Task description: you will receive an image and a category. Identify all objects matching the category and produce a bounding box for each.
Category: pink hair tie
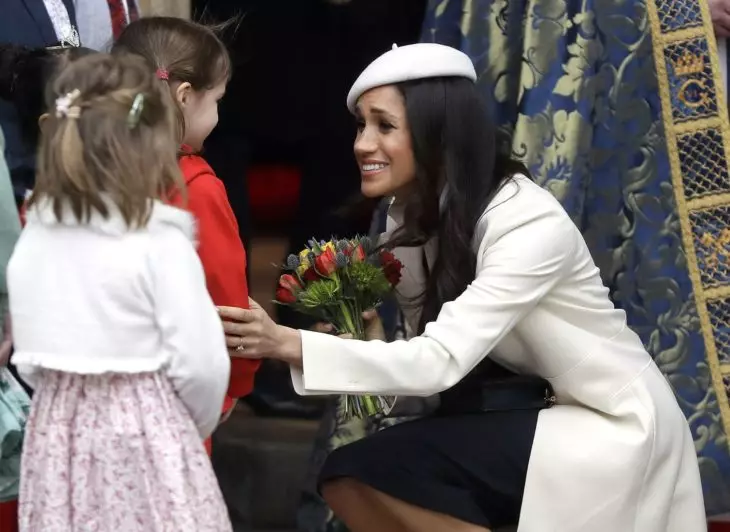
[156,68,169,80]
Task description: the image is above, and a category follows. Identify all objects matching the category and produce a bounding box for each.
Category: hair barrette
[127,93,145,129]
[55,89,82,119]
[156,68,169,81]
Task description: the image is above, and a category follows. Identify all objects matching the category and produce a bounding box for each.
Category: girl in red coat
[113,17,259,452]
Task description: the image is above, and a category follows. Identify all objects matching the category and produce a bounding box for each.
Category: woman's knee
[321,477,364,509]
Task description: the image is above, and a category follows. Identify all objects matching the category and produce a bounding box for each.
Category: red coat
[0,500,18,532]
[172,151,260,413]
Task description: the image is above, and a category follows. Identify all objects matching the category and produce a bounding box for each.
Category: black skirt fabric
[318,409,539,529]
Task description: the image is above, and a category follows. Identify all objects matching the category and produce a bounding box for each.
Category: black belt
[437,375,555,416]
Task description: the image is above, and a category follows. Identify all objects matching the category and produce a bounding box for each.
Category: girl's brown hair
[111,17,232,141]
[29,53,184,229]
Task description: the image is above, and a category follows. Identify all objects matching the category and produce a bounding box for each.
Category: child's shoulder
[178,149,217,184]
[25,197,194,240]
[148,202,196,243]
[178,160,227,204]
[178,153,229,198]
[179,151,211,175]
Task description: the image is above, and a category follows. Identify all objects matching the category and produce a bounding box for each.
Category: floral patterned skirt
[19,370,232,532]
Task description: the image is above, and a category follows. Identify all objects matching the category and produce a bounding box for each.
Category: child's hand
[0,315,12,367]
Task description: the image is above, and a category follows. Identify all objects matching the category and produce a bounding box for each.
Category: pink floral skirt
[19,370,232,532]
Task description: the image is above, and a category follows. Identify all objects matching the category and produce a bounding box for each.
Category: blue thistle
[360,236,373,253]
[286,254,300,270]
[335,252,349,268]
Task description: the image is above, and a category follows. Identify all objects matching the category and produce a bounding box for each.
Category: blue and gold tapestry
[421,0,730,514]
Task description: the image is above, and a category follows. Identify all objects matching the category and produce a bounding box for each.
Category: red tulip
[302,267,318,282]
[276,274,301,303]
[351,244,366,263]
[275,287,296,304]
[279,274,302,291]
[314,248,338,276]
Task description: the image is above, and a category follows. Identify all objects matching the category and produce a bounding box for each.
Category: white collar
[386,184,449,227]
[26,196,195,241]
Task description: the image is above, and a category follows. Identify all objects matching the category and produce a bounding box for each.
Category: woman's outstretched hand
[217,299,303,367]
[217,301,386,367]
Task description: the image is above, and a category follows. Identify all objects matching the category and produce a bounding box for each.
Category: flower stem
[338,301,359,338]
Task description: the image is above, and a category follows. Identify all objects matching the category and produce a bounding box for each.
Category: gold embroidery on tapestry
[645,0,730,444]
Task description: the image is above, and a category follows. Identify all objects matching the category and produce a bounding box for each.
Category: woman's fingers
[220,312,268,337]
[225,330,263,350]
[221,319,245,336]
[219,301,286,360]
[312,322,334,333]
[225,333,243,349]
[362,309,378,321]
[223,319,269,339]
[228,347,260,359]
[225,334,263,358]
[248,297,265,311]
[217,305,257,323]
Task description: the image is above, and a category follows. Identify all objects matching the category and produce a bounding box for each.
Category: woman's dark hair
[0,44,95,147]
[385,77,528,333]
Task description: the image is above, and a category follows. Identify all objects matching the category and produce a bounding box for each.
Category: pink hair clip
[156,68,169,81]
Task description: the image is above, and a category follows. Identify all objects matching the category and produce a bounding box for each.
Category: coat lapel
[20,0,58,44]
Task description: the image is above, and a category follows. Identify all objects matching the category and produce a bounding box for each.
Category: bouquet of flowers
[275,236,403,419]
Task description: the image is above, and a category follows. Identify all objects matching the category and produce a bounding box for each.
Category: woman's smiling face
[353,85,416,199]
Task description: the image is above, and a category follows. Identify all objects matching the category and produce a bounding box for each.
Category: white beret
[346,43,477,113]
